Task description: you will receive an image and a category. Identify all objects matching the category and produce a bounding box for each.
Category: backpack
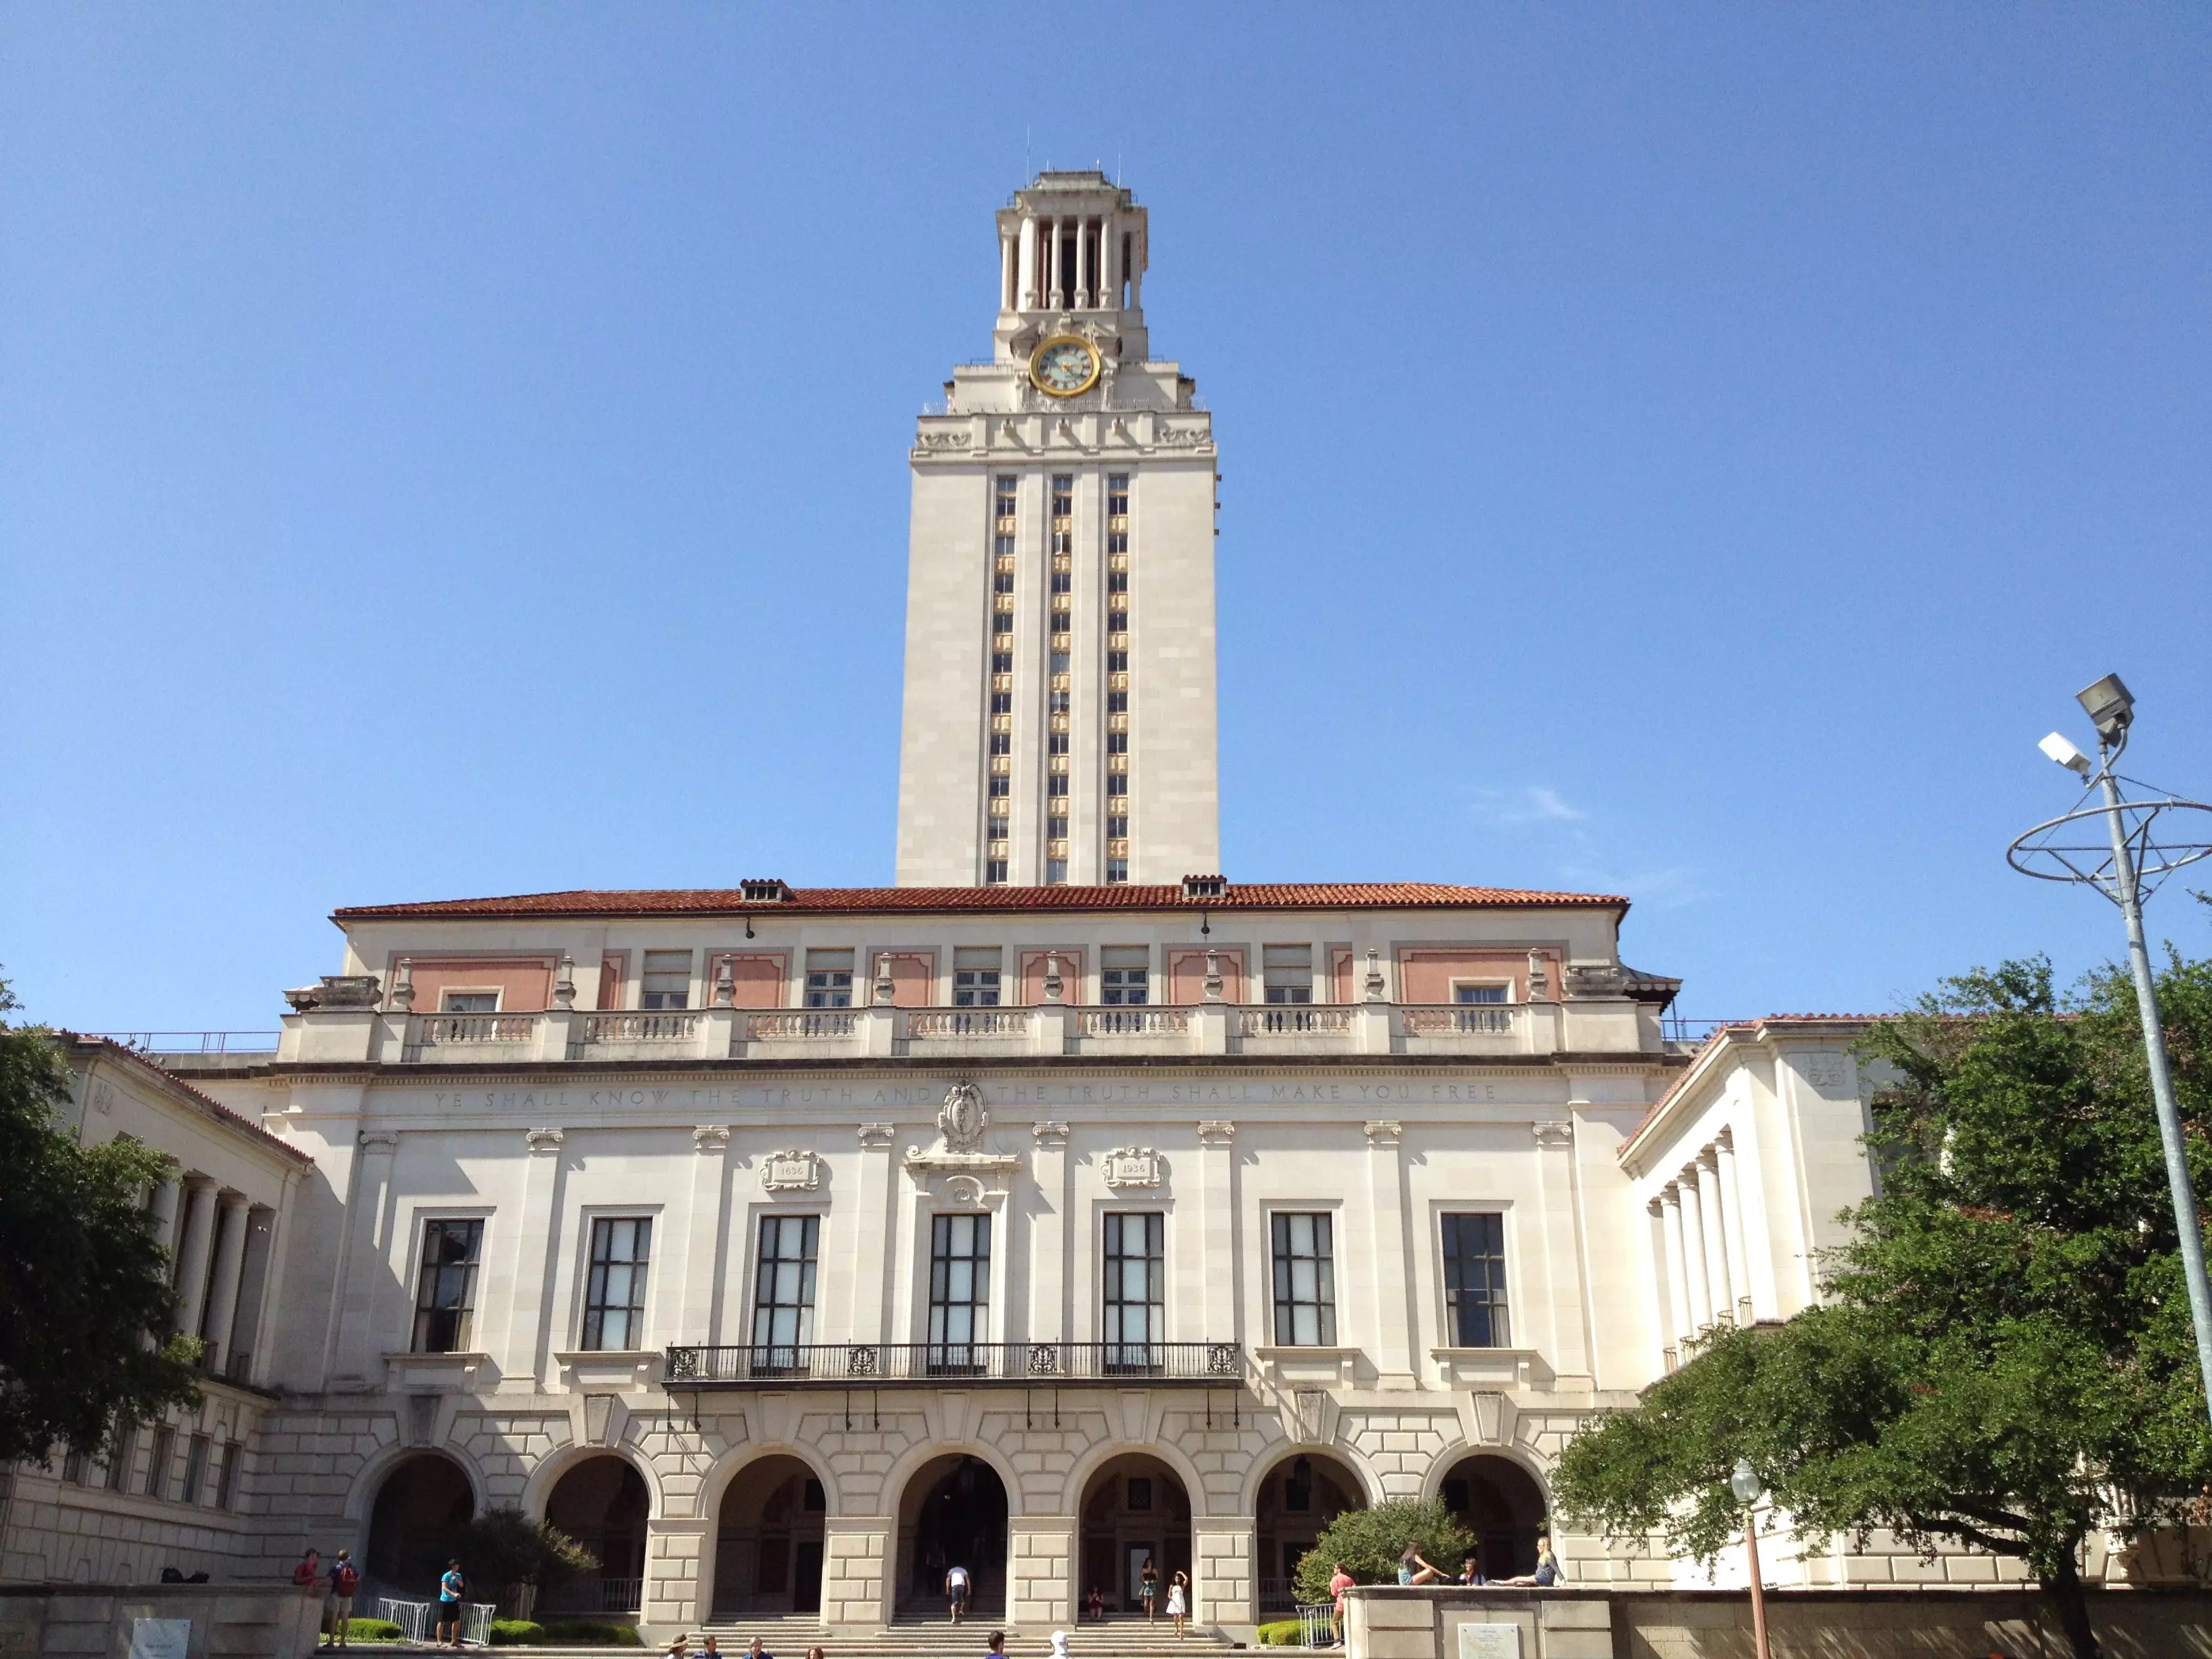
[334,1564,359,1595]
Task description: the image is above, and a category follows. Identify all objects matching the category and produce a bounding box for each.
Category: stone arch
[1059,1437,1212,1521]
[539,1454,654,1617]
[521,1442,663,1523]
[344,1439,489,1526]
[1235,1440,1382,1516]
[1074,1450,1194,1617]
[698,1441,841,1523]
[893,1450,1014,1618]
[1248,1448,1370,1614]
[363,1450,479,1595]
[708,1450,832,1621]
[878,1436,1025,1520]
[1426,1448,1551,1580]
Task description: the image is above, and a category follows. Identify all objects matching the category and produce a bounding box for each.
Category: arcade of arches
[1439,1454,1548,1580]
[1254,1452,1363,1612]
[545,1457,651,1610]
[1078,1454,1191,1615]
[365,1454,474,1594]
[714,1456,829,1618]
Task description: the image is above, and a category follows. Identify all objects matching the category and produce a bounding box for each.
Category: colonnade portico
[149,1169,278,1380]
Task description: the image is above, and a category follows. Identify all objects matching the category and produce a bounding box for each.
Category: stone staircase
[682,1611,1246,1656]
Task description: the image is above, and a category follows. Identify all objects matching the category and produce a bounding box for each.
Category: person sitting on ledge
[1396,1544,1441,1585]
[1502,1537,1560,1587]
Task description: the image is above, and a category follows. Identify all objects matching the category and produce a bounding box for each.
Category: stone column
[1363,1122,1416,1387]
[1695,1154,1734,1324]
[1193,1516,1255,1630]
[1008,1515,1077,1627]
[496,1127,567,1384]
[173,1179,219,1341]
[200,1191,253,1375]
[1028,1122,1069,1345]
[1532,1120,1591,1378]
[1654,1195,1689,1362]
[1019,218,1038,308]
[1715,1133,1756,1326]
[1197,1122,1237,1343]
[853,1124,897,1345]
[148,1174,182,1278]
[1673,1173,1712,1332]
[1103,214,1120,310]
[1000,232,1016,311]
[333,1132,399,1385]
[680,1127,731,1348]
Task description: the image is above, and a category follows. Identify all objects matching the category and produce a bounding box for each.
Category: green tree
[450,1507,598,1603]
[1292,1499,1473,1602]
[0,980,202,1466]
[1552,954,2212,1659]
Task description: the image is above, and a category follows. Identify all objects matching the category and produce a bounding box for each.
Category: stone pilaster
[1193,1515,1254,1630]
[643,1515,710,1633]
[820,1516,891,1631]
[1008,1514,1076,1627]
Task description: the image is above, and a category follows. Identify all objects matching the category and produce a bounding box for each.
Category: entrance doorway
[711,1455,827,1619]
[1078,1454,1191,1620]
[1437,1454,1547,1581]
[1254,1452,1364,1612]
[365,1454,474,1596]
[897,1454,1008,1617]
[542,1456,650,1615]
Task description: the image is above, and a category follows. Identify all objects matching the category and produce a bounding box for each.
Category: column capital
[1197,1120,1236,1145]
[1362,1120,1402,1146]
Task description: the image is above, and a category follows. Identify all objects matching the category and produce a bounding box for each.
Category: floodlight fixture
[2076,672,2134,742]
[2039,732,2093,780]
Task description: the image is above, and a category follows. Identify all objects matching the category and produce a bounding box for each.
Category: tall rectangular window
[1441,1213,1510,1347]
[994,475,1017,520]
[804,948,854,1008]
[1102,1212,1164,1368]
[182,1433,211,1506]
[1271,1212,1337,1346]
[640,950,692,1010]
[928,1213,992,1371]
[1107,474,1128,517]
[751,1214,819,1370]
[216,1441,242,1510]
[104,1425,134,1492]
[1263,944,1314,1004]
[582,1216,653,1351]
[413,1218,485,1353]
[1051,474,1073,516]
[143,1425,175,1500]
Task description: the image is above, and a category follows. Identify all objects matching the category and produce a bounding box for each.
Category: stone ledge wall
[1345,1584,2212,1659]
[0,1582,321,1659]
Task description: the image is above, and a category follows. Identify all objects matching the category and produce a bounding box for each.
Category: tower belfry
[895,173,1221,888]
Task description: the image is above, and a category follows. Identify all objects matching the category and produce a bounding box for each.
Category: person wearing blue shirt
[436,1561,466,1647]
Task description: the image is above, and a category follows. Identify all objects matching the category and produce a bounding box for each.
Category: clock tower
[894,171,1221,888]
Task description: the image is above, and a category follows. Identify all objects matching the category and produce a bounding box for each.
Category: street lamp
[2009,674,2212,1425]
[1729,1459,1771,1659]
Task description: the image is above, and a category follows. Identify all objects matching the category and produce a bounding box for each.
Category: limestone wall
[0,1582,321,1659]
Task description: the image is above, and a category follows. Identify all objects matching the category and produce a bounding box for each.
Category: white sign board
[129,1618,192,1659]
[1456,1624,1521,1659]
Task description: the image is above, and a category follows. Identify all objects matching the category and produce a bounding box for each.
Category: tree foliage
[451,1507,598,1595]
[1552,951,2212,1659]
[1292,1499,1473,1601]
[0,979,203,1466]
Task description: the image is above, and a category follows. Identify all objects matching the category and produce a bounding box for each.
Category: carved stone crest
[1799,1052,1849,1092]
[1101,1147,1164,1189]
[760,1149,822,1192]
[939,1081,988,1152]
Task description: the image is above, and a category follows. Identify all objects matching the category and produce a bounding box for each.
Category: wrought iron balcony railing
[663,1339,1243,1388]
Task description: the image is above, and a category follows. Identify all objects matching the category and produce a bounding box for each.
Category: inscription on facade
[760,1149,822,1192]
[1100,1146,1164,1189]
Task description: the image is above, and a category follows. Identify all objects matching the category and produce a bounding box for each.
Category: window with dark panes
[1103,1212,1164,1367]
[928,1213,991,1370]
[1271,1212,1336,1346]
[1440,1212,1510,1347]
[582,1216,653,1350]
[412,1218,485,1353]
[751,1214,819,1370]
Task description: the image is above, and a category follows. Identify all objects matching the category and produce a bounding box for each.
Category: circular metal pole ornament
[2009,701,2212,1428]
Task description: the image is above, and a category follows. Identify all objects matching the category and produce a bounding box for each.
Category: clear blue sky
[5,5,2209,1033]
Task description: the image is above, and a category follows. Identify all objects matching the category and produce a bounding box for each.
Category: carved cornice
[1363,1121,1403,1147]
[1032,1120,1070,1145]
[1197,1120,1236,1146]
[857,1122,896,1148]
[1531,1121,1574,1148]
[693,1124,731,1155]
[526,1127,565,1155]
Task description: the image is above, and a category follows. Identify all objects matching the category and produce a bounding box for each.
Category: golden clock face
[1030,335,1101,397]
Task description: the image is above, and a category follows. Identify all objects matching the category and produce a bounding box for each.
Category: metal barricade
[1296,1602,1336,1646]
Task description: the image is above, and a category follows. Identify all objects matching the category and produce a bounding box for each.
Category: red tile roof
[64,1036,313,1164]
[334,881,1631,922]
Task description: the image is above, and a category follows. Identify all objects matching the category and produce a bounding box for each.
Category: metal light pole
[2009,674,2212,1425]
[1729,1459,1772,1659]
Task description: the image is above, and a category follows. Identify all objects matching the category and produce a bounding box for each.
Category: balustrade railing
[1077,1006,1191,1038]
[1400,1004,1519,1036]
[539,1577,644,1615]
[906,1009,1029,1040]
[413,1013,539,1047]
[580,1011,697,1044]
[746,1011,857,1040]
[1241,1006,1353,1037]
[665,1339,1242,1387]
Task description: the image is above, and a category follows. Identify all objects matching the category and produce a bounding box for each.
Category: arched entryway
[711,1456,827,1618]
[1438,1454,1547,1580]
[897,1454,1008,1617]
[541,1456,651,1617]
[366,1454,474,1595]
[1078,1453,1191,1620]
[1255,1452,1364,1613]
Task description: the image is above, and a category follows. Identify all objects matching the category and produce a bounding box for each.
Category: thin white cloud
[1467,784,1713,910]
[1472,785,1587,827]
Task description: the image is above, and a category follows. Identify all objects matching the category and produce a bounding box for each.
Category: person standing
[1165,1570,1189,1638]
[293,1549,322,1590]
[436,1560,466,1647]
[945,1561,971,1624]
[324,1549,359,1647]
[1327,1562,1354,1647]
[1139,1557,1158,1622]
[986,1632,1006,1657]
